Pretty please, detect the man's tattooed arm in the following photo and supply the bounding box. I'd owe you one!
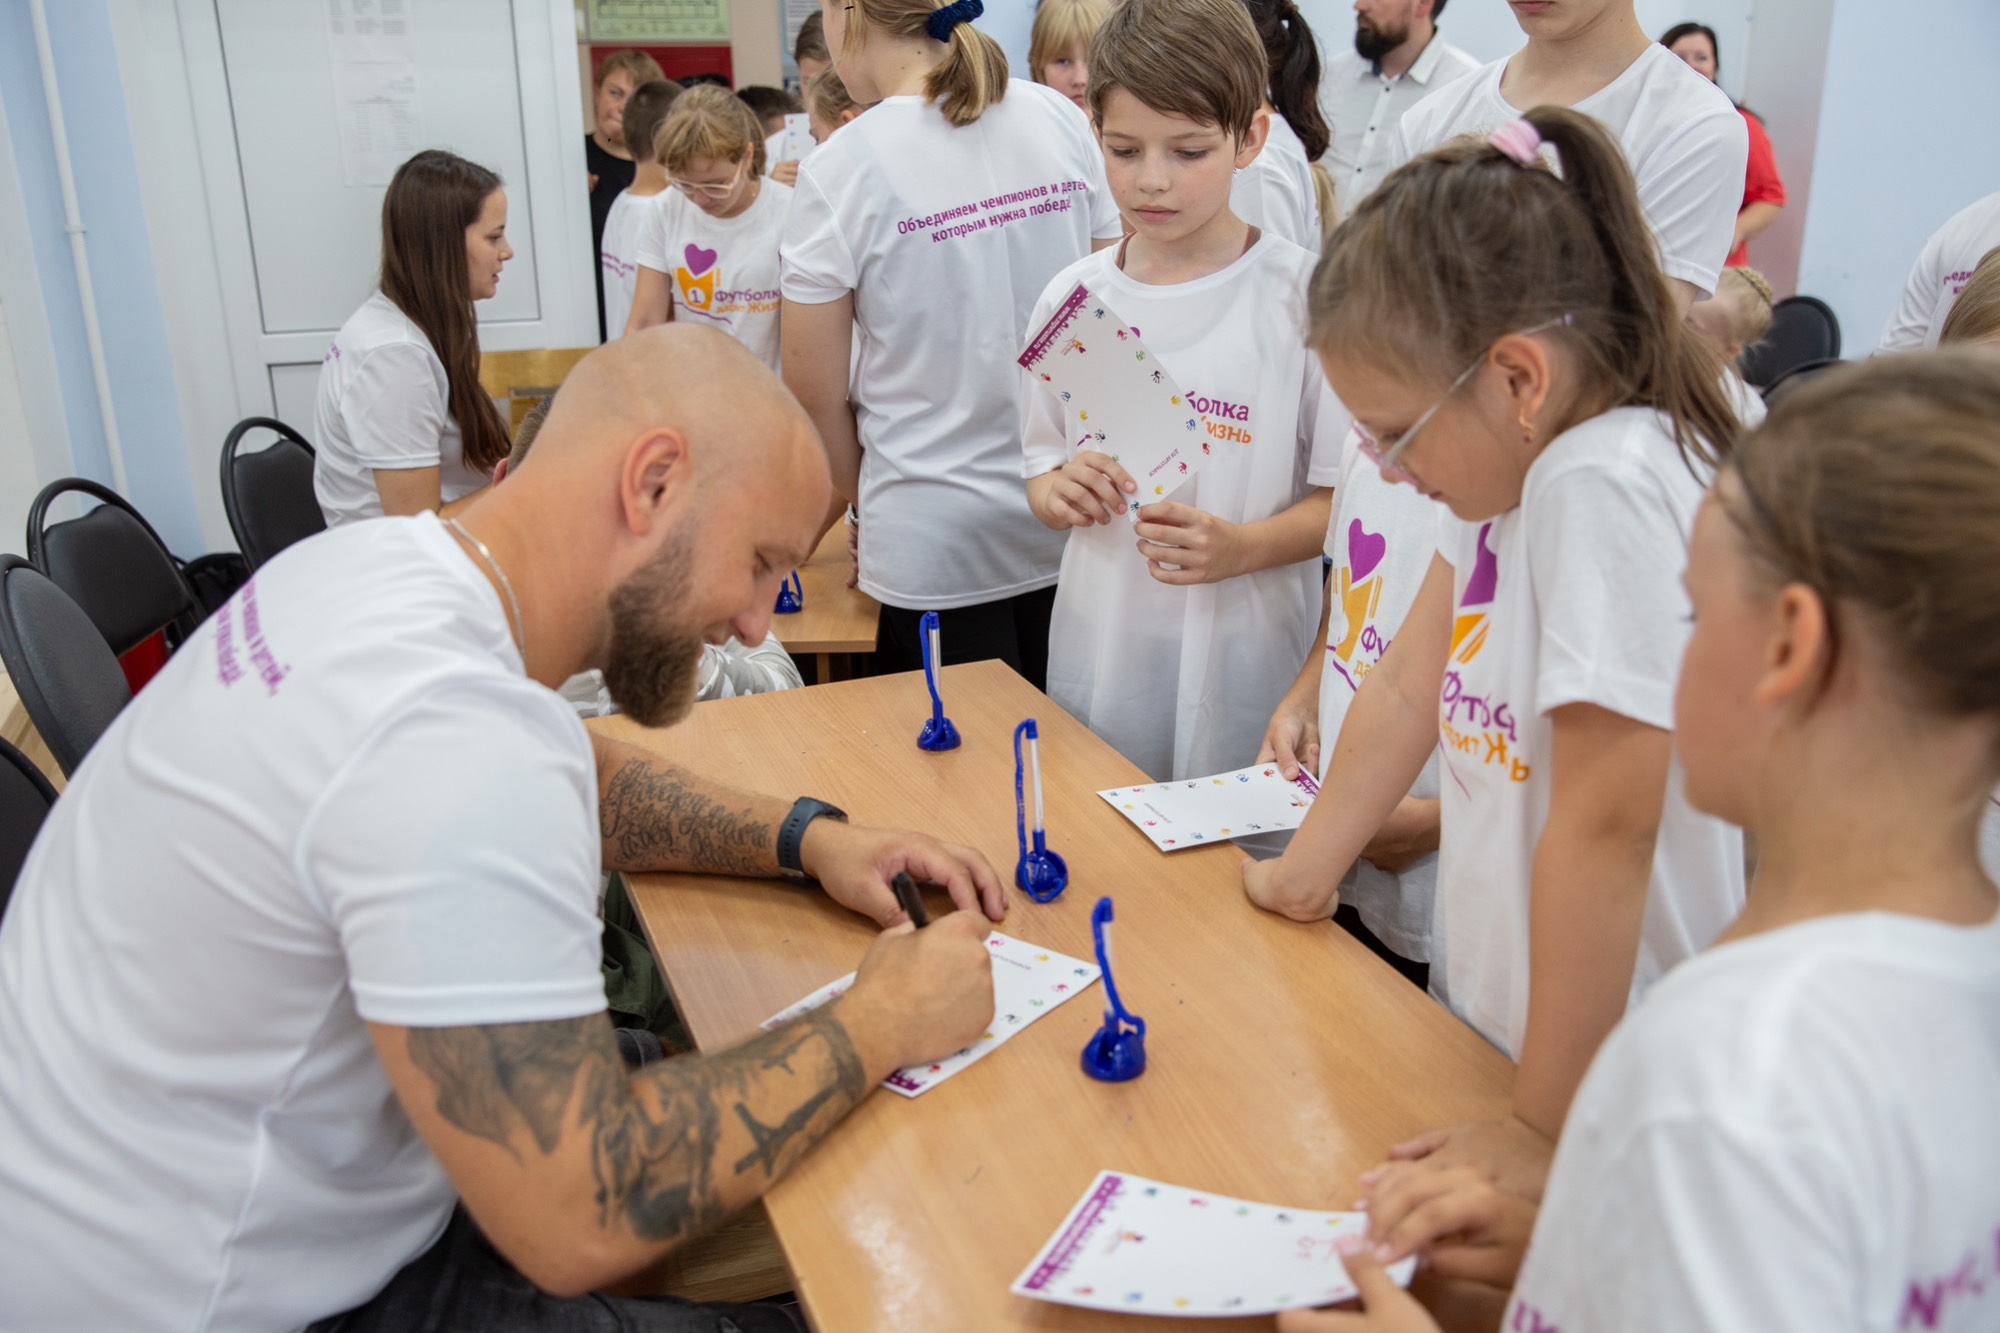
[403,1007,871,1250]
[592,734,788,875]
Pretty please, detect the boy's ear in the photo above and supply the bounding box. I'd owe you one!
[1234,109,1271,170]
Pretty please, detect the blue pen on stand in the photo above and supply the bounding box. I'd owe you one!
[1012,718,1069,901]
[1082,896,1146,1081]
[774,570,803,614]
[916,611,961,751]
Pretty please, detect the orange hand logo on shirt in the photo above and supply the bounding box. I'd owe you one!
[1327,519,1387,693]
[675,243,719,314]
[1450,522,1499,666]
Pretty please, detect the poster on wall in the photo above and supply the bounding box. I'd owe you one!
[587,0,732,43]
[782,0,816,76]
[326,0,426,187]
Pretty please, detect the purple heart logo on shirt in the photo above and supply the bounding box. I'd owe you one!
[1347,519,1386,582]
[1460,522,1500,608]
[683,243,719,276]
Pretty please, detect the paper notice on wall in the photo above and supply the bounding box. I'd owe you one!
[327,0,424,187]
[783,0,818,78]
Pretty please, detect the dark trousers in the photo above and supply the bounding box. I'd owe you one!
[306,1207,802,1333]
[875,585,1058,693]
[1334,903,1431,992]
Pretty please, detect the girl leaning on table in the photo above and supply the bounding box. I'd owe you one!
[1279,352,2000,1333]
[1242,109,1747,1187]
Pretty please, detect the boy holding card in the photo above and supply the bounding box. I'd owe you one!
[1021,0,1344,781]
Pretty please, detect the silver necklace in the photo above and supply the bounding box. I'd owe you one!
[445,518,525,657]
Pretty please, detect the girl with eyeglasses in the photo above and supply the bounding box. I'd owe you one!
[625,87,791,371]
[1243,108,1746,1195]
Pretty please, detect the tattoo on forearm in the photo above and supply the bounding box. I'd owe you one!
[407,1009,868,1243]
[598,757,775,875]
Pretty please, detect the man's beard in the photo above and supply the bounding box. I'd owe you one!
[602,522,708,729]
[1354,18,1409,62]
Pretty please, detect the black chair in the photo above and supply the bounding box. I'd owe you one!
[220,417,325,571]
[26,478,200,658]
[0,556,131,778]
[1739,295,1842,389]
[0,736,58,917]
[1762,357,1848,409]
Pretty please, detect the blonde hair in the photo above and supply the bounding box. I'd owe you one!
[596,50,666,88]
[1719,267,1776,346]
[807,69,866,125]
[1088,0,1263,141]
[654,84,768,177]
[843,0,1010,126]
[1940,247,2000,346]
[1029,0,1109,77]
[1309,161,1337,243]
[1722,350,2000,726]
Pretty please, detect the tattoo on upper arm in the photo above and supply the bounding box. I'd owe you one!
[598,757,775,875]
[406,1009,867,1243]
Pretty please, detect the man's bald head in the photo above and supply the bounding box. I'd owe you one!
[522,325,824,499]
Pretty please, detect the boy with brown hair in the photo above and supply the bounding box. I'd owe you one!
[1020,0,1345,781]
[599,79,682,341]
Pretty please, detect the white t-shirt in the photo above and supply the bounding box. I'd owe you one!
[1393,43,1746,298]
[0,514,605,1333]
[600,187,662,340]
[1511,905,2000,1332]
[1724,366,1766,430]
[1432,407,1745,1055]
[764,115,814,176]
[312,291,490,526]
[636,180,792,372]
[782,80,1122,609]
[1319,431,1443,962]
[1320,35,1481,219]
[1876,191,2000,352]
[1231,112,1320,253]
[1023,238,1345,780]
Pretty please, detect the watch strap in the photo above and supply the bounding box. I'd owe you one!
[778,797,848,880]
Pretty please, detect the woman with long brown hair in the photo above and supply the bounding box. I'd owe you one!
[313,149,513,526]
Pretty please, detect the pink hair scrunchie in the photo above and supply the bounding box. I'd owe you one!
[1488,117,1543,166]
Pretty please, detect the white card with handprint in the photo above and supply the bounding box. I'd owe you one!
[760,933,1100,1097]
[1012,1171,1417,1316]
[1098,765,1319,852]
[1019,282,1213,522]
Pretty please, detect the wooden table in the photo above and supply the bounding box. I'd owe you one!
[603,662,1512,1331]
[770,526,879,683]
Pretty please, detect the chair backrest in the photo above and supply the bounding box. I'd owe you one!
[220,417,326,571]
[0,736,58,917]
[0,556,132,778]
[26,478,198,657]
[1762,357,1847,410]
[1739,295,1844,389]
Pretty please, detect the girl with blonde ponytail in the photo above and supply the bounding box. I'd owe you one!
[1245,109,1747,1185]
[780,0,1123,689]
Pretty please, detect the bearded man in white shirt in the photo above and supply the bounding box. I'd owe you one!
[1319,0,1480,218]
[0,325,1008,1333]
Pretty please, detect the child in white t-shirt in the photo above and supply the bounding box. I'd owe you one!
[1022,0,1339,781]
[627,87,791,371]
[598,79,680,343]
[806,69,870,144]
[1244,110,1747,1183]
[1257,430,1442,981]
[1289,351,2000,1333]
[780,0,1122,691]
[1686,265,1774,429]
[1390,0,1745,314]
[1878,191,2000,351]
[1227,0,1327,252]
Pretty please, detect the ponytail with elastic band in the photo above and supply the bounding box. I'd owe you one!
[927,0,983,40]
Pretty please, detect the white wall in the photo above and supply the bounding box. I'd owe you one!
[1794,0,2000,350]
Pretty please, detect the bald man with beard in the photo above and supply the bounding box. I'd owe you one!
[0,327,1006,1333]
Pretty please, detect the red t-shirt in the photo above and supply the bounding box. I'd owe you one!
[1729,108,1786,268]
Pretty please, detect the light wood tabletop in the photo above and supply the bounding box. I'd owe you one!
[769,525,879,683]
[600,662,1512,1332]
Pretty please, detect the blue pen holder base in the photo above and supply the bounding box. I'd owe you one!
[1016,848,1068,902]
[1082,1021,1147,1082]
[917,716,961,751]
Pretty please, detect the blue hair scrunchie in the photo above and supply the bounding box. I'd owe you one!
[926,0,983,42]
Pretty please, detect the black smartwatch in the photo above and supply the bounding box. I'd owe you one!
[777,797,848,882]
